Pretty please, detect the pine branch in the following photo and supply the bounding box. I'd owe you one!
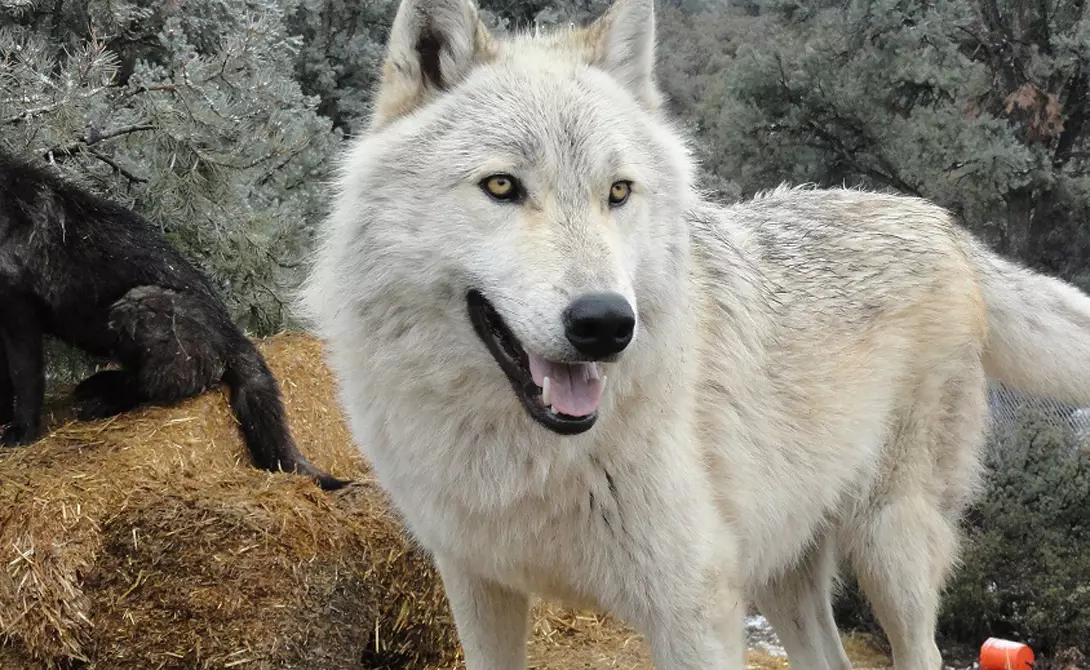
[804,119,922,197]
[770,56,923,198]
[116,83,179,101]
[84,148,148,184]
[2,86,110,125]
[43,123,158,158]
[251,237,303,270]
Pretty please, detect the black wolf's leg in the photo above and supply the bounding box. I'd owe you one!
[72,369,142,420]
[0,294,45,445]
[0,343,12,426]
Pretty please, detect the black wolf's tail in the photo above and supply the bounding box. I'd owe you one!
[222,339,349,491]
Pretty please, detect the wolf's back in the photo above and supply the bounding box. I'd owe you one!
[967,233,1090,406]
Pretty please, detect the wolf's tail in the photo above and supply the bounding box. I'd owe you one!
[967,234,1090,405]
[223,339,349,491]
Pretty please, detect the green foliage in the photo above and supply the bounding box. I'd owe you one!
[286,0,397,134]
[697,0,1090,285]
[940,411,1090,656]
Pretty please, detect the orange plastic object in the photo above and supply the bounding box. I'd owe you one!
[980,637,1035,670]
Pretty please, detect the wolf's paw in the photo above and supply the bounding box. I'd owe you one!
[72,370,136,420]
[74,395,125,421]
[1,422,38,446]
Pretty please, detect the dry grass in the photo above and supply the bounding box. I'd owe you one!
[0,334,457,669]
[0,333,891,669]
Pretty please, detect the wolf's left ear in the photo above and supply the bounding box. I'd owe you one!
[581,0,661,110]
[370,0,496,129]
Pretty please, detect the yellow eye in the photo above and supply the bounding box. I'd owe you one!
[481,174,521,201]
[609,180,632,206]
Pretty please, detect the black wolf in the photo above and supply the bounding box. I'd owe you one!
[0,151,346,491]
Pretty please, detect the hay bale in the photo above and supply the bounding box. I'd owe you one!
[0,334,459,669]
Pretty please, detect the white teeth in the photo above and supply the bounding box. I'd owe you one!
[587,364,600,381]
[542,376,552,407]
[602,375,608,389]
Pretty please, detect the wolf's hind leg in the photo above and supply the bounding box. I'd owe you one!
[102,285,347,490]
[73,286,224,420]
[844,361,986,670]
[106,286,227,404]
[754,533,852,670]
[843,496,952,670]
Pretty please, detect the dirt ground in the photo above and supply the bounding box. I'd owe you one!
[523,603,892,669]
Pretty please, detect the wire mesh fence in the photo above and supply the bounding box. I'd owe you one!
[988,382,1090,465]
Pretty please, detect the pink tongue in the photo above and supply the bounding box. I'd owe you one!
[527,352,603,418]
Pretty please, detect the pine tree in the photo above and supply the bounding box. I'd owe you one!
[697,0,1090,286]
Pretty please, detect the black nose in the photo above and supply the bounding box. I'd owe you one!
[563,292,636,359]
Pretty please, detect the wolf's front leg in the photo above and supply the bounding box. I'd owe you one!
[649,597,745,666]
[435,555,531,670]
[645,582,747,670]
[0,294,44,446]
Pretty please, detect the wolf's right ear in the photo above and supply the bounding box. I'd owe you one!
[579,0,661,110]
[370,0,496,129]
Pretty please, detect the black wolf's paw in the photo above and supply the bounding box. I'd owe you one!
[74,395,124,422]
[1,422,39,446]
[72,370,136,421]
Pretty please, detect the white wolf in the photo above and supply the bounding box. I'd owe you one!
[299,0,1090,667]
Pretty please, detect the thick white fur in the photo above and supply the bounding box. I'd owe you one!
[300,1,1090,668]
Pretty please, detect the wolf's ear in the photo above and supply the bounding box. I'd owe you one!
[371,0,496,128]
[581,0,661,110]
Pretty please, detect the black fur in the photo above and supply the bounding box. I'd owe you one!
[0,151,348,491]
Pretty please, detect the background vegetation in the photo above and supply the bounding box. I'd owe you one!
[3,0,1090,660]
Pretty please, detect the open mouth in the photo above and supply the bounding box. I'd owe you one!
[466,290,604,435]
